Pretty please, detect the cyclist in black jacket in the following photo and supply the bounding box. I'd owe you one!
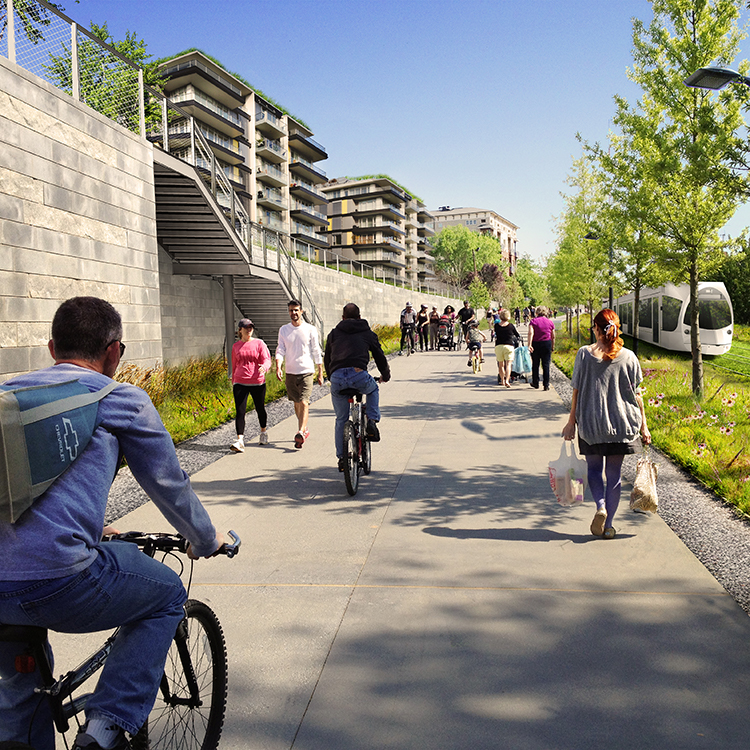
[324,304,391,472]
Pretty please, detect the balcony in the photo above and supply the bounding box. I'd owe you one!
[353,202,406,221]
[291,222,329,247]
[417,221,435,237]
[353,220,404,236]
[288,129,327,162]
[255,136,286,164]
[290,201,327,227]
[352,249,406,268]
[289,156,327,184]
[289,180,328,205]
[256,160,287,187]
[256,186,286,210]
[258,211,285,232]
[256,109,287,138]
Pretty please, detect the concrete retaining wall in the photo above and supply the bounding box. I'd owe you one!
[0,56,162,378]
[291,259,463,337]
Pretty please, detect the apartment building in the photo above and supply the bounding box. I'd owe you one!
[159,50,329,248]
[323,176,436,285]
[431,206,518,273]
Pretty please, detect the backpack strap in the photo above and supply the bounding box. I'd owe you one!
[20,380,120,426]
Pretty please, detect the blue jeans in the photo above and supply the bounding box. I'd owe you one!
[0,541,187,748]
[330,368,380,459]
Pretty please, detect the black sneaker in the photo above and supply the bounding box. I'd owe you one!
[338,457,346,472]
[366,420,380,442]
[72,730,131,750]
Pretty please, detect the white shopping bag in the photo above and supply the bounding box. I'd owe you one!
[548,441,587,507]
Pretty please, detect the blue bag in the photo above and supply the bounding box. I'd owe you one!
[0,379,119,523]
[513,346,532,375]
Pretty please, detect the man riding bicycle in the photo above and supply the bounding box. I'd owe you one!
[398,302,417,355]
[324,303,391,473]
[0,297,223,750]
[457,300,476,342]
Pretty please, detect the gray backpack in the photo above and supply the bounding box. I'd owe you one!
[0,379,119,523]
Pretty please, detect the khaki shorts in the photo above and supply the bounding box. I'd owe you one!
[286,372,314,403]
[495,344,515,363]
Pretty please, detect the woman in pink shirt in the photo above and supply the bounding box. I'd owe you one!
[230,319,272,452]
[527,306,555,391]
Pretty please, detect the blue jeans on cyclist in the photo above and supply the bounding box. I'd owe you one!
[330,367,380,459]
[0,541,186,749]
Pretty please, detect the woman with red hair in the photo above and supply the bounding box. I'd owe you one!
[561,308,651,539]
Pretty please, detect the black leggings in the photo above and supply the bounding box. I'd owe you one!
[233,383,267,434]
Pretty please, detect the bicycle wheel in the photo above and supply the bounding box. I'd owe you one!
[343,422,359,495]
[131,600,227,750]
[472,352,480,373]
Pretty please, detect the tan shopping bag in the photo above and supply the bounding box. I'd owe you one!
[630,447,658,513]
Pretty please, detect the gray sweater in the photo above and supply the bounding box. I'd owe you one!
[571,346,643,445]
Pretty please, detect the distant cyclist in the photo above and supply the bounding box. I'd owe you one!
[324,303,391,473]
[465,320,487,366]
[0,297,223,750]
[456,300,476,341]
[399,302,417,355]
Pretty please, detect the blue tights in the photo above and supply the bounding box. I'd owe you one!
[586,454,624,528]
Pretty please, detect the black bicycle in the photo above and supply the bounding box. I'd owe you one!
[0,531,240,750]
[340,388,374,496]
[401,324,415,356]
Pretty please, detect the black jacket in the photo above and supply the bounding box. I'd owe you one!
[324,319,391,381]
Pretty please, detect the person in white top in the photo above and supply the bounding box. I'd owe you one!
[275,300,324,449]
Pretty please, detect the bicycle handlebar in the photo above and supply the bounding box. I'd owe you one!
[104,530,241,559]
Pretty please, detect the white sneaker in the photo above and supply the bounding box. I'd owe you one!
[259,432,269,445]
[230,439,244,453]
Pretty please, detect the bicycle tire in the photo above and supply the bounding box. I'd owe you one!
[343,422,359,495]
[131,600,227,750]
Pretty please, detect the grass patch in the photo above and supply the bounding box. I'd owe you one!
[553,321,750,516]
[116,353,286,445]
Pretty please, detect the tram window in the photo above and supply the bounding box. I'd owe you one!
[639,299,652,329]
[622,302,632,330]
[683,300,732,330]
[661,296,681,332]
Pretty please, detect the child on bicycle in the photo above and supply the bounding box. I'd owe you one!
[465,320,486,366]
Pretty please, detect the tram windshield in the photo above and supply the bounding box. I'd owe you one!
[683,299,732,330]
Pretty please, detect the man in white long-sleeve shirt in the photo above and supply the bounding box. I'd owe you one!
[275,299,324,448]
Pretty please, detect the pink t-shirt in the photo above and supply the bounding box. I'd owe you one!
[232,338,271,385]
[529,316,555,342]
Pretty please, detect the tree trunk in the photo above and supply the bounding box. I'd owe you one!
[633,285,640,357]
[690,260,704,400]
[576,307,581,345]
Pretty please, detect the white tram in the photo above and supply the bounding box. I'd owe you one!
[613,281,733,355]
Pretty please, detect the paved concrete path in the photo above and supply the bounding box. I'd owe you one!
[55,348,750,749]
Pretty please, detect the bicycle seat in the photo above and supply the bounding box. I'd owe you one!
[338,388,361,398]
[0,623,48,643]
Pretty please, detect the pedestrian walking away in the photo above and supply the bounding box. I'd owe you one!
[493,309,521,387]
[528,305,555,390]
[561,308,652,539]
[230,318,272,451]
[0,297,223,750]
[275,300,324,448]
[324,303,391,472]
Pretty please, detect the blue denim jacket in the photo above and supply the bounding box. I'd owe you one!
[0,364,217,580]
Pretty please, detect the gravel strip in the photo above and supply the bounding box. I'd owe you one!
[550,362,750,616]
[107,355,750,617]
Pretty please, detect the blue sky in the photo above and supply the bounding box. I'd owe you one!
[70,0,750,262]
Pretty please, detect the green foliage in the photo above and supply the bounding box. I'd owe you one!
[713,247,750,325]
[431,225,507,287]
[468,277,492,310]
[515,257,547,306]
[0,0,64,45]
[43,22,166,132]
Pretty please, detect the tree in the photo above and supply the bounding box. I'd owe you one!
[0,0,65,46]
[431,225,507,287]
[514,257,547,307]
[713,243,750,324]
[617,0,750,398]
[468,277,491,311]
[44,22,165,134]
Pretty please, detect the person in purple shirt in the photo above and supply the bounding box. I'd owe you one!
[0,297,223,750]
[527,305,556,391]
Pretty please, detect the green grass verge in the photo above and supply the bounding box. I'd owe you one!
[553,319,750,517]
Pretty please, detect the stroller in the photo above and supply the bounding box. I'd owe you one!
[436,315,456,350]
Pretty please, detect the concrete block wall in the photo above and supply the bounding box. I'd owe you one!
[0,56,162,379]
[157,246,228,363]
[290,259,464,337]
